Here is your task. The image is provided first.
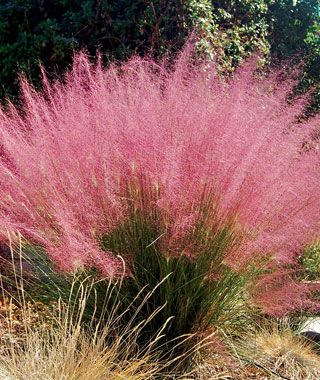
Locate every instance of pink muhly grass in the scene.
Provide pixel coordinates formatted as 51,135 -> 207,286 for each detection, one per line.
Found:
0,49 -> 319,314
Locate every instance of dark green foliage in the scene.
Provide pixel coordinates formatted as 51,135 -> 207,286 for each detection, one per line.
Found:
268,0 -> 319,58
191,0 -> 320,113
1,0 -> 319,110
268,0 -> 320,115
210,0 -> 272,69
0,0 -> 188,100
0,0 -> 272,99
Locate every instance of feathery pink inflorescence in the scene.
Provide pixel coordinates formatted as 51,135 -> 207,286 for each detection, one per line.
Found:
0,49 -> 319,313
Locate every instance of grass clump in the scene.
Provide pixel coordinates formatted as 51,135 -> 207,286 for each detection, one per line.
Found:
235,319 -> 320,380
99,183 -> 256,359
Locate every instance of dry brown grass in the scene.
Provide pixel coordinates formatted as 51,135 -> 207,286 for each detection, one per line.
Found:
0,291 -> 165,380
235,320 -> 320,380
0,325 -> 159,380
0,251 -> 176,380
0,237 -> 185,380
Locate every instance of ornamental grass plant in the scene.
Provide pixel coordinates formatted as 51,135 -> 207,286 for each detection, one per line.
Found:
0,45 -> 319,370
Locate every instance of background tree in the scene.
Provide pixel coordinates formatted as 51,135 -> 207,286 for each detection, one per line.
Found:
0,0 -> 319,112
267,0 -> 320,115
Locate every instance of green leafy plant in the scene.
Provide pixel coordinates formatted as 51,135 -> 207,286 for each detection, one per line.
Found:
300,243 -> 320,281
